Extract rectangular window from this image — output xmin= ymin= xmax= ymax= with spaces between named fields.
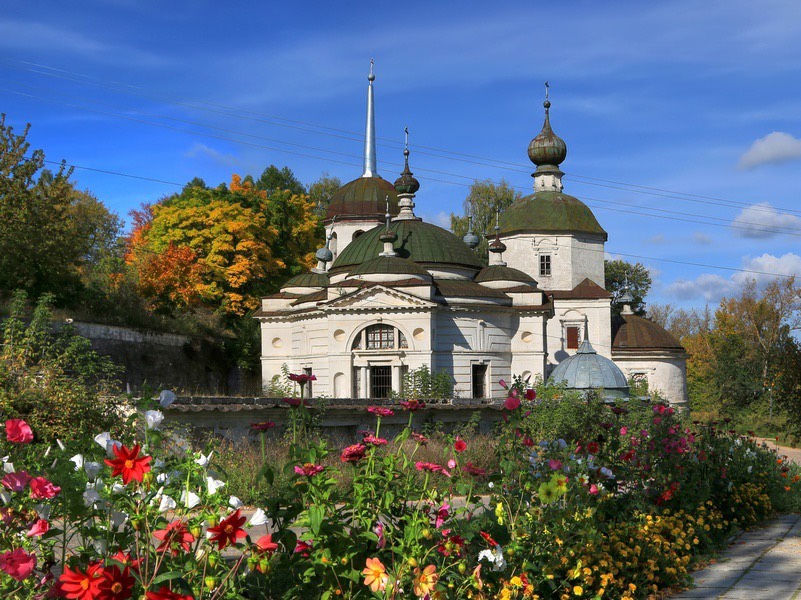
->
xmin=370 ymin=366 xmax=392 ymax=398
xmin=472 ymin=364 xmax=488 ymax=399
xmin=303 ymin=367 xmax=313 ymax=398
xmin=566 ymin=326 xmax=580 ymax=350
xmin=352 ymin=367 xmax=361 ymax=398
xmin=366 ymin=325 xmax=394 ymax=349
xmin=539 ymin=254 xmax=551 ymax=277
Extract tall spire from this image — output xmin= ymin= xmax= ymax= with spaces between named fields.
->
xmin=362 ymin=59 xmax=377 ymax=178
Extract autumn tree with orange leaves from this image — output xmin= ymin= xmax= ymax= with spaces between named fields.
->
xmin=127 ymin=173 xmax=322 ymax=317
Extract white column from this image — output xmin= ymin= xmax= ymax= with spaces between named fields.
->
xmin=391 ymin=366 xmax=401 ymax=395
xmin=360 ymin=366 xmax=369 ymax=399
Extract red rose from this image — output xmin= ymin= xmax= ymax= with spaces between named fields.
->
xmin=454 ymin=438 xmax=467 ymax=453
xmin=5 ymin=419 xmax=33 ymax=443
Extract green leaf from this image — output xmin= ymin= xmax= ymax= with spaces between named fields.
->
xmin=309 ymin=504 xmax=324 ymax=536
xmin=152 ymin=571 xmax=184 ymax=585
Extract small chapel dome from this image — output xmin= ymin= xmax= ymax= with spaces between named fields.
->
xmin=326 ymin=177 xmax=399 ymax=221
xmin=549 ymin=334 xmax=629 ymax=398
xmin=474 ymin=265 xmax=537 ymax=285
xmin=348 ymin=255 xmax=431 ymax=280
xmin=612 ymin=313 xmax=685 ymax=352
xmin=394 ymin=149 xmax=420 ymax=195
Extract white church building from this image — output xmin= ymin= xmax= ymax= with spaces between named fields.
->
xmin=256 ymin=70 xmax=688 ymax=406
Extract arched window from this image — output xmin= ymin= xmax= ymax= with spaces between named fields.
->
xmin=351 ymin=324 xmax=408 ymax=351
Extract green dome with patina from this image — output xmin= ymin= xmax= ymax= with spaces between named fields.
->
xmin=326 ymin=176 xmax=399 ymax=221
xmin=283 ymin=271 xmax=329 ymax=289
xmin=499 ymin=191 xmax=608 ymax=240
xmin=349 ymin=256 xmax=430 ymax=278
xmin=331 ymin=220 xmax=483 ymax=274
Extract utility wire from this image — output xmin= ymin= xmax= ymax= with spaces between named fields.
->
xmin=5 ymin=58 xmax=801 ymax=219
xmin=7 ymin=85 xmax=801 ymax=239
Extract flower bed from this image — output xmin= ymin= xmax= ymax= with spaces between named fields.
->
xmin=2 ymin=379 xmax=800 ymax=599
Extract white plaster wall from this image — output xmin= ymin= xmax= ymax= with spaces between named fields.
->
xmin=502 ymin=233 xmax=605 ymax=291
xmin=546 ymin=299 xmax=613 ymax=370
xmin=613 ymin=353 xmax=689 ymax=407
xmin=329 ymin=219 xmax=383 ymax=261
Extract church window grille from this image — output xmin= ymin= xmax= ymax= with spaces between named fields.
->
xmin=370 ymin=366 xmax=392 ymax=398
xmin=366 ymin=325 xmax=394 ymax=349
xmin=539 ymin=254 xmax=551 ymax=277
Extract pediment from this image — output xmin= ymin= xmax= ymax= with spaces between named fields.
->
xmin=323 ymin=284 xmax=436 ymax=310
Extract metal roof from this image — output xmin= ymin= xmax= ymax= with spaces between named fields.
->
xmin=549 ymin=339 xmax=629 ymax=396
xmin=283 ymin=272 xmax=329 ymax=289
xmin=612 ymin=314 xmax=685 ymax=351
xmin=331 ymin=219 xmax=483 ymax=272
xmin=499 ymin=191 xmax=608 ymax=240
xmin=349 ymin=256 xmax=430 ymax=277
xmin=326 ymin=176 xmax=398 ymax=220
xmin=474 ymin=265 xmax=537 ymax=284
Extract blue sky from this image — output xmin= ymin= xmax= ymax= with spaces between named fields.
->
xmin=2 ymin=0 xmax=800 ymax=309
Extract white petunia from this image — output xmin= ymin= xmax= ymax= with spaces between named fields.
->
xmin=92 ymin=539 xmax=108 ymax=555
xmin=84 ymin=462 xmax=102 ymax=481
xmin=83 ymin=488 xmax=102 ymax=508
xmin=93 ymin=433 xmax=121 ymax=457
xmin=158 ymin=495 xmax=177 ymax=513
xmin=112 ymin=483 xmax=124 ymax=494
xmin=229 ymin=496 xmax=244 ymax=509
xmin=57 ymin=439 xmax=66 ymax=451
xmin=3 ymin=461 xmax=15 ymax=474
xmin=156 ymin=472 xmax=170 ymax=485
xmin=248 ymin=508 xmax=268 ymax=527
xmin=195 ymin=452 xmax=213 ymax=468
xmin=145 ymin=410 xmax=164 ymax=430
xmin=1 ymin=491 xmax=10 ymax=505
xmin=206 ymin=476 xmax=225 ymax=496
xmin=110 ymin=511 xmax=129 ymax=528
xmin=181 ymin=490 xmax=201 ymax=509
xmin=159 ymin=390 xmax=176 ymax=408
xmin=70 ymin=454 xmax=84 ymax=471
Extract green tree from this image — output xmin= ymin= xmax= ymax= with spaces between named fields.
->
xmin=604 ymin=259 xmax=652 ymax=316
xmin=308 ymin=172 xmax=342 ymax=218
xmin=0 ymin=290 xmax=123 ymax=443
xmin=255 ymin=164 xmax=306 ymax=196
xmin=449 ymin=179 xmax=522 ymax=264
xmin=0 ymin=115 xmax=122 ymax=304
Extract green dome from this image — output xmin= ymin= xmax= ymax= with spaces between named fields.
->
xmin=499 ymin=191 xmax=607 ymax=240
xmin=283 ymin=272 xmax=328 ymax=289
xmin=326 ymin=176 xmax=398 ymax=220
xmin=331 ymin=220 xmax=483 ymax=273
xmin=474 ymin=265 xmax=536 ymax=284
xmin=349 ymin=256 xmax=430 ymax=277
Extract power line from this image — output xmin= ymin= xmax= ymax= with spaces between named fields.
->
xmin=5 ymin=58 xmax=801 ymax=220
xmin=7 ymin=84 xmax=801 ymax=239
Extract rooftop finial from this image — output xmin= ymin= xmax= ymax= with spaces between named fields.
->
xmin=394 ymin=128 xmax=420 ymax=218
xmin=576 ymin=315 xmax=596 ymax=354
xmin=385 ymin=196 xmax=391 ymax=229
xmin=488 ymin=205 xmax=507 ymax=265
xmin=312 ymin=223 xmax=335 ymax=273
xmin=379 ymin=194 xmax=398 ymax=256
xmin=362 ymin=59 xmax=377 ymax=177
xmin=619 ymin=274 xmax=635 ymax=313
xmin=463 ymin=202 xmax=480 ymax=248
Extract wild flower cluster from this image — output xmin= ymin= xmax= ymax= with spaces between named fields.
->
xmin=1 ymin=376 xmax=799 ymax=599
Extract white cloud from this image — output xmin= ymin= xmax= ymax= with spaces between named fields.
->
xmin=738 ymin=132 xmax=801 ymax=169
xmin=646 ymin=234 xmax=666 ymax=244
xmin=731 ymin=202 xmax=801 ymax=238
xmin=185 ymin=144 xmax=239 ymax=167
xmin=666 ymin=252 xmax=801 ymax=301
xmin=693 ymin=232 xmax=712 ymax=245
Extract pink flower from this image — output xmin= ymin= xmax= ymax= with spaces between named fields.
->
xmin=251 ymin=421 xmax=276 ymax=431
xmin=0 ymin=548 xmax=36 ymax=581
xmin=294 ymin=463 xmax=324 ymax=477
xmin=525 ymin=388 xmax=536 ymax=401
xmin=640 ymin=429 xmax=649 ymax=438
xmin=454 ymin=438 xmax=467 ymax=453
xmin=620 ymin=427 xmax=628 ymax=436
xmin=411 ymin=432 xmax=428 ymax=446
xmin=447 ymin=459 xmax=456 ymax=470
xmin=400 ymin=400 xmax=425 ymax=411
xmin=367 ymin=406 xmax=394 ymax=417
xmin=2 ymin=471 xmax=32 ymax=492
xmin=29 ymin=477 xmax=61 ymax=500
xmin=289 ymin=373 xmax=316 ymax=383
xmin=653 ymin=404 xmax=667 ymax=414
xmin=363 ymin=435 xmax=388 ymax=446
xmin=498 ymin=379 xmax=507 ymax=389
xmin=653 ymin=417 xmax=662 ymax=425
xmin=294 ymin=540 xmax=313 ymax=556
xmin=434 ymin=503 xmax=450 ymax=529
xmin=547 ymin=459 xmax=563 ymax=471
xmin=504 ymin=395 xmax=521 ymax=411
xmin=5 ymin=419 xmax=33 ymax=444
xmin=415 ymin=461 xmax=443 ymax=474
xmin=588 ymin=484 xmax=599 ymax=495
xmin=373 ymin=521 xmax=386 ymax=549
xmin=463 ymin=462 xmax=486 ymax=477
xmin=27 ymin=519 xmax=49 ymax=538
xmin=282 ymin=398 xmax=304 ymax=407
xmin=340 ymin=444 xmax=367 ymax=463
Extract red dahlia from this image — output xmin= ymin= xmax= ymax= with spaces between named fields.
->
xmin=59 ymin=562 xmax=105 ymax=600
xmin=153 ymin=521 xmax=195 ymax=556
xmin=104 ymin=444 xmax=151 ymax=485
xmin=207 ymin=509 xmax=247 ymax=550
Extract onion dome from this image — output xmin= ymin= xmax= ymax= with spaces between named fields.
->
xmin=528 ymin=85 xmax=567 ymax=167
xmin=315 ymin=245 xmax=333 ymax=264
xmin=394 ymin=148 xmax=420 ymax=194
xmin=488 ymin=237 xmax=507 ymax=254
xmin=331 ymin=219 xmax=483 ymax=275
xmin=549 ymin=325 xmax=629 ymax=398
xmin=463 ymin=210 xmax=480 ymax=249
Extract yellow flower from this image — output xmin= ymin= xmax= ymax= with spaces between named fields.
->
xmin=573 ymin=585 xmax=583 ymax=596
xmin=413 ymin=565 xmax=438 ymax=597
xmin=510 ymin=576 xmax=523 ymax=587
xmin=362 ymin=557 xmax=388 ymax=593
